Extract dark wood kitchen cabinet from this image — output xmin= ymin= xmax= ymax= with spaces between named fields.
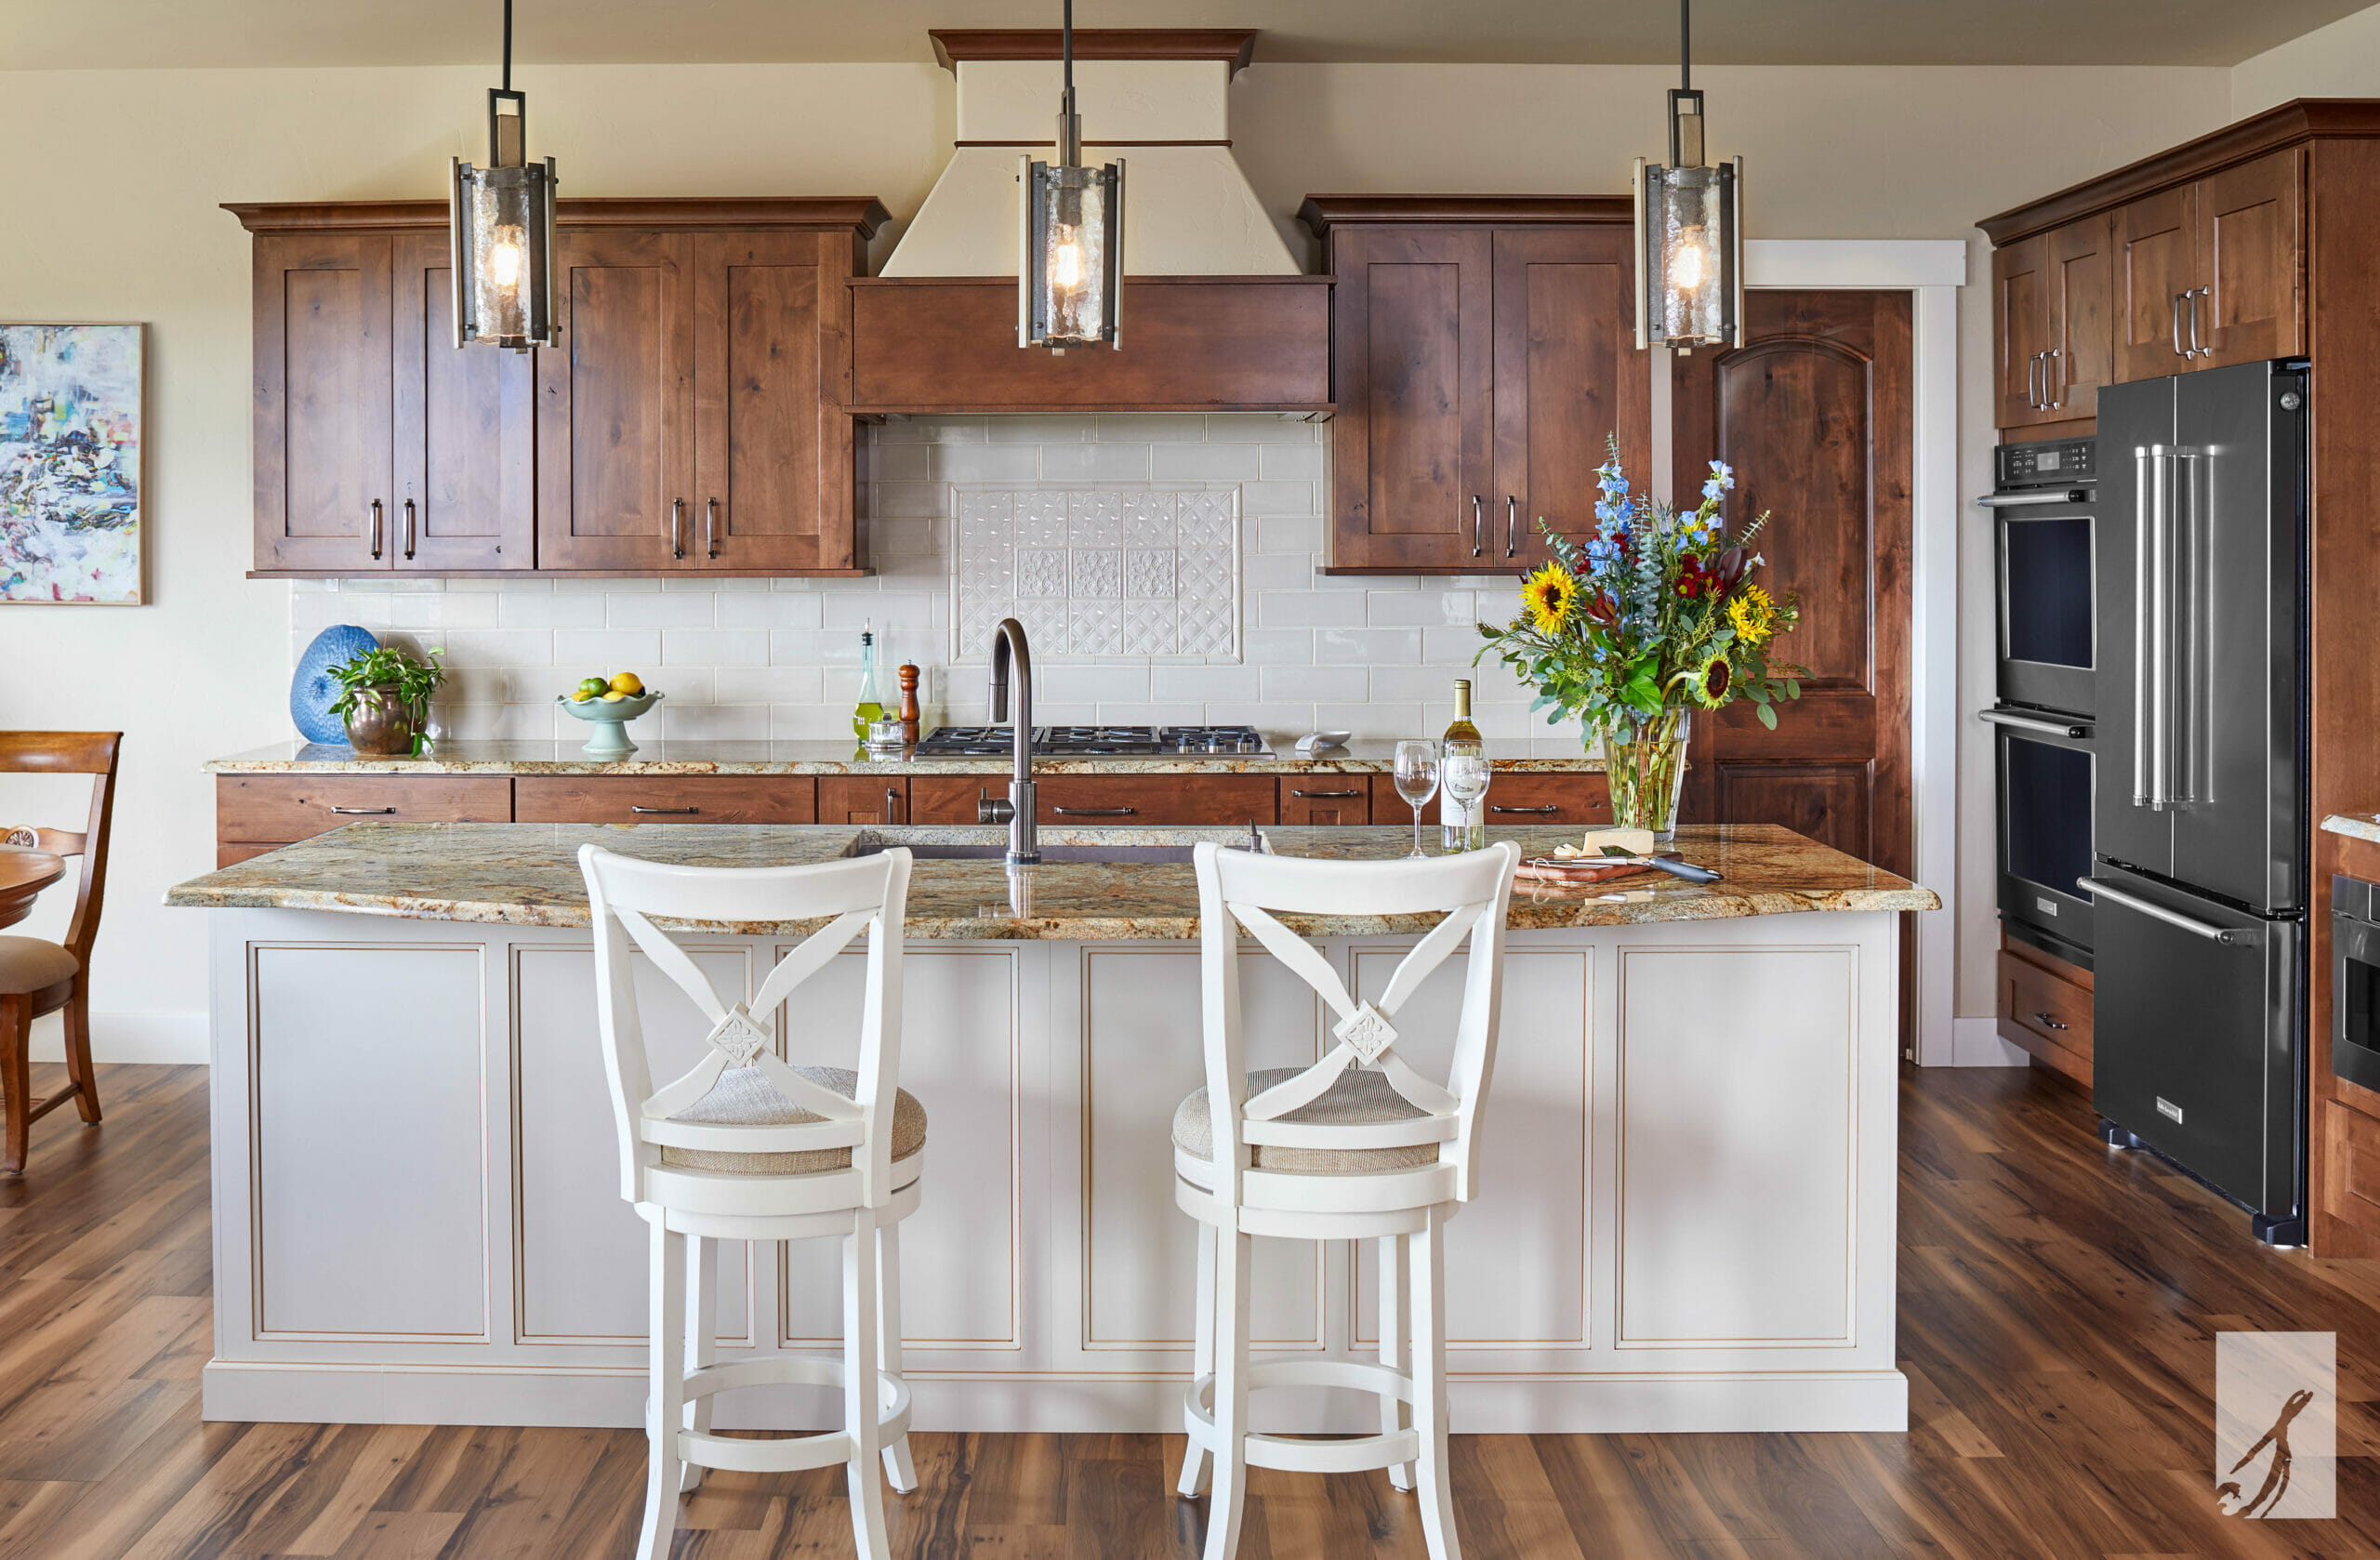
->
xmin=1299 ymin=197 xmax=1649 ymax=574
xmin=231 ymin=198 xmax=886 ymax=578
xmin=2111 ymin=152 xmax=2300 ymax=380
xmin=1992 ymin=215 xmax=2115 ymax=429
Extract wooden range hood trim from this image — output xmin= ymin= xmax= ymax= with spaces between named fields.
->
xmin=1298 ymin=194 xmax=1634 ymax=234
xmin=847 ymin=274 xmax=1332 ymax=416
xmin=929 ymin=29 xmax=1258 ymax=75
xmin=225 ymin=196 xmax=894 ymax=237
xmin=1977 ymin=98 xmax=2380 ymax=245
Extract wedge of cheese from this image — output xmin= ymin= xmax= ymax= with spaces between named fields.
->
xmin=1580 ymin=826 xmax=1658 ymax=858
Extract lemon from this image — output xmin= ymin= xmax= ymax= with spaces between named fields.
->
xmin=602 ymin=690 xmax=628 ymax=703
xmin=609 ymin=671 xmax=644 ymax=696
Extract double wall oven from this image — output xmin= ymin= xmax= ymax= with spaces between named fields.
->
xmin=1982 ymin=436 xmax=2097 ymax=965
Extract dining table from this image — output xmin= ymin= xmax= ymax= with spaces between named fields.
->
xmin=0 ymin=846 xmax=64 ymax=931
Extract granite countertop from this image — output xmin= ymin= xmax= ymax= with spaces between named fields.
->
xmin=2324 ymin=814 xmax=2380 ymax=845
xmin=205 ymin=738 xmax=1606 ymax=777
xmin=164 ymin=822 xmax=1937 ymax=938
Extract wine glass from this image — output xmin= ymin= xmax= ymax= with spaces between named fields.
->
xmin=1393 ymin=740 xmax=1442 ymax=859
xmin=1441 ymin=752 xmax=1490 ymax=851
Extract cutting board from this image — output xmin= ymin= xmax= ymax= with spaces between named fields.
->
xmin=1514 ymin=853 xmax=1681 ymax=888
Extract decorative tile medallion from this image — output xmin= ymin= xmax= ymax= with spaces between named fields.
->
xmin=953 ymin=486 xmax=1241 ymax=661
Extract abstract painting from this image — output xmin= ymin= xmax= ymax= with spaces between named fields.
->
xmin=0 ymin=324 xmax=142 ymax=604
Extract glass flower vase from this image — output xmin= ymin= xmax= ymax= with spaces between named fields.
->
xmin=1599 ymin=707 xmax=1692 ymax=843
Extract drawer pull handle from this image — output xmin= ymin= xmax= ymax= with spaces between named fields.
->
xmin=2032 ymin=1011 xmax=2069 ymax=1032
xmin=330 ymin=806 xmax=397 ymax=815
xmin=1054 ymin=806 xmax=1136 ymax=816
xmin=1491 ymin=803 xmax=1561 ymax=814
xmin=631 ymin=805 xmax=700 ymax=815
xmin=885 ymin=787 xmax=901 ymax=825
xmin=1290 ymin=788 xmax=1361 ymax=799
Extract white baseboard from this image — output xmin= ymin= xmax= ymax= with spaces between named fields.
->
xmin=30 ymin=1010 xmax=208 ymax=1065
xmin=1946 ymin=1015 xmax=2032 ymax=1068
xmin=202 ymin=1360 xmax=1909 ymax=1434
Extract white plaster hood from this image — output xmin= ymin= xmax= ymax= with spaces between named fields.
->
xmin=881 ymin=33 xmax=1298 ymax=278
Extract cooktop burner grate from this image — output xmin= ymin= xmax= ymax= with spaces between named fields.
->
xmin=910 ymin=724 xmax=1270 ymax=758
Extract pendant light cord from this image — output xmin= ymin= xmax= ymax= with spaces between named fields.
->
xmin=1679 ymin=0 xmax=1690 ymax=92
xmin=1063 ymin=0 xmax=1074 ymax=96
xmin=502 ymin=0 xmax=513 ymax=93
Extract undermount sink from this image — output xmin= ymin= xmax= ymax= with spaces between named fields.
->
xmin=854 ymin=841 xmax=1198 ymax=866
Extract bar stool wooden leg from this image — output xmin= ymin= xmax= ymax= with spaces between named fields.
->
xmin=845 ymin=1210 xmax=892 ymax=1560
xmin=1380 ymin=1232 xmax=1414 ymax=1491
xmin=636 ymin=1219 xmax=688 ymax=1560
xmin=680 ymin=1235 xmax=718 ymax=1495
xmin=1201 ymin=1227 xmax=1252 ymax=1560
xmin=61 ymin=983 xmax=100 ymax=1124
xmin=1176 ymin=1221 xmax=1217 ymax=1498
xmin=878 ymin=1221 xmax=918 ymax=1493
xmin=1409 ymin=1208 xmax=1459 ymax=1560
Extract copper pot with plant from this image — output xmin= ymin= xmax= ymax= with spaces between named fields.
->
xmin=326 ymin=645 xmax=446 ymax=757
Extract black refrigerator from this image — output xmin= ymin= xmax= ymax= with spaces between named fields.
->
xmin=2087 ymin=358 xmax=2308 ymax=1246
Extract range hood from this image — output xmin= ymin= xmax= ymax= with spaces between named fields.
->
xmin=851 ymin=30 xmax=1329 ymax=416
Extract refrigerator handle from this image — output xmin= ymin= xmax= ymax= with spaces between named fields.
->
xmin=2132 ymin=445 xmax=2156 ymax=807
xmin=2145 ymin=443 xmax=2181 ymax=811
xmin=2081 ymin=877 xmax=2253 ymax=945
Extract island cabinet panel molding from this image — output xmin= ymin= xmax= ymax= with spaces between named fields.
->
xmin=230 ymin=199 xmax=885 ymax=578
xmin=1302 ymin=196 xmax=1650 ymax=575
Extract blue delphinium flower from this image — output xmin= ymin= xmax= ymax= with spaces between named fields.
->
xmin=1700 ymin=460 xmax=1736 ymax=503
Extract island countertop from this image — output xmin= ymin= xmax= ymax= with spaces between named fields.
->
xmin=204 ymin=738 xmax=1606 ymax=777
xmin=164 ymin=821 xmax=1936 ymax=937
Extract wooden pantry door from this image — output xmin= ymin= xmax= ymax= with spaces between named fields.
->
xmin=1671 ymin=289 xmax=1913 ymax=887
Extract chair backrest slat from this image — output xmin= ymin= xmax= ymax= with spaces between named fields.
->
xmin=578 ymin=844 xmax=912 ymax=1206
xmin=1194 ymin=841 xmax=1518 ymax=1206
xmin=0 ymin=732 xmax=120 ymax=962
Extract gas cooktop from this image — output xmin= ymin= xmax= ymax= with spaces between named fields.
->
xmin=912 ymin=724 xmax=1271 ymax=758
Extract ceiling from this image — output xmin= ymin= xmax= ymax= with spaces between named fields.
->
xmin=3 ymin=0 xmax=2369 ymax=70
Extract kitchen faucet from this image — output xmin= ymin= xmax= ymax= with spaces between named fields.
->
xmin=977 ymin=617 xmax=1038 ymax=864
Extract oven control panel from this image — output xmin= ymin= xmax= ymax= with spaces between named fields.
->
xmin=1996 ymin=437 xmax=2096 ymax=488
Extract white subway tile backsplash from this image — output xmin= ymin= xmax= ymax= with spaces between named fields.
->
xmin=1258 ymin=590 xmax=1368 ymax=629
xmin=718 ymin=592 xmax=826 ymax=629
xmin=1263 ymin=665 xmax=1369 ymax=703
xmin=1150 ymin=444 xmax=1263 ymax=482
xmin=497 ymin=592 xmax=610 ymax=629
xmin=554 ymin=629 xmax=664 ymax=667
xmin=661 ymin=629 xmax=769 ymax=667
xmin=1315 ymin=627 xmax=1423 ymax=666
xmin=1038 ymin=443 xmax=1152 ymax=482
xmin=607 ymin=593 xmax=716 ymax=628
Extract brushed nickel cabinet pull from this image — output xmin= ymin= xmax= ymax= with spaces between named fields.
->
xmin=671 ymin=498 xmax=686 ymax=560
xmin=330 ymin=806 xmax=397 ymax=815
xmin=631 ymin=805 xmax=700 ymax=815
xmin=368 ymin=499 xmax=384 ymax=561
xmin=1290 ymin=788 xmax=1361 ymax=799
xmin=706 ymin=497 xmax=720 ymax=560
xmin=885 ymin=787 xmax=900 ymax=824
xmin=2171 ymin=292 xmax=2188 ymax=358
xmin=2186 ymin=285 xmax=2209 ymax=358
xmin=1054 ymin=805 xmax=1136 ymax=816
xmin=1492 ymin=803 xmax=1560 ymax=814
xmin=403 ymin=498 xmax=417 ymax=561
xmin=1505 ymin=496 xmax=1520 ymax=558
xmin=1471 ymin=495 xmax=1484 ymax=558
xmin=2033 ymin=1011 xmax=2069 ymax=1032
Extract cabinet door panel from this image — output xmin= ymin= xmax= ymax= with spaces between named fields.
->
xmin=255 ymin=233 xmax=393 ymax=572
xmin=2046 ymin=216 xmax=2116 ymax=420
xmin=393 ymin=231 xmax=534 ymax=570
xmin=819 ymin=776 xmax=907 ymax=825
xmin=1491 ymin=227 xmax=1647 ymax=569
xmin=536 ymin=230 xmax=695 ymax=570
xmin=694 ymin=232 xmax=860 ymax=572
xmin=1991 ymin=233 xmax=2052 ymax=430
xmin=1277 ymin=779 xmax=1369 ymax=826
xmin=2198 ymin=149 xmax=2302 ymax=367
xmin=1327 ymin=228 xmax=1495 ymax=571
xmin=2116 ymin=185 xmax=2200 ymax=383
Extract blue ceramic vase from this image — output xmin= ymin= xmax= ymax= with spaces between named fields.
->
xmin=291 ymin=625 xmax=381 ymax=745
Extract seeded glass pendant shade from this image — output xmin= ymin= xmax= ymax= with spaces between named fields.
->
xmin=1633 ymin=0 xmax=1741 ymax=352
xmin=1019 ymin=0 xmax=1124 ymax=350
xmin=449 ymin=0 xmax=557 ymax=351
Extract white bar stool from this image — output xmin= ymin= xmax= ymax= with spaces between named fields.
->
xmin=1171 ymin=839 xmax=1520 ymax=1560
xmin=579 ymin=843 xmax=923 ymax=1560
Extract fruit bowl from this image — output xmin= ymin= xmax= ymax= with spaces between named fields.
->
xmin=557 ymin=690 xmax=664 ymax=758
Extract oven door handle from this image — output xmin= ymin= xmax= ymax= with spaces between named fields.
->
xmin=2080 ymin=877 xmax=2251 ymax=945
xmin=1974 ymin=489 xmax=2093 ymax=508
xmin=1980 ymin=708 xmax=2091 ymax=739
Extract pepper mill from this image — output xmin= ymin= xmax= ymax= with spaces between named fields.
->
xmin=897 ymin=664 xmax=922 ymax=745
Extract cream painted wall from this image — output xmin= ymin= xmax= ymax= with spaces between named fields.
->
xmin=2234 ymin=1 xmax=2380 ymax=115
xmin=0 ymin=57 xmax=2233 ymax=1061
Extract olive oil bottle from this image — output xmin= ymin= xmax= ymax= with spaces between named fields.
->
xmin=852 ymin=621 xmax=888 ymax=743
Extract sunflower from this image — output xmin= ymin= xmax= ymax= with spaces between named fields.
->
xmin=1521 ymin=562 xmax=1577 ymax=635
xmin=1685 ymin=651 xmax=1733 ymax=708
xmin=1726 ymin=583 xmax=1777 ymax=645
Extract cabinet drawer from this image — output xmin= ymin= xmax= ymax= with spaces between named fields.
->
xmin=1278 ymin=779 xmax=1369 ymax=826
xmin=820 ymin=777 xmax=908 ymax=826
xmin=1997 ymin=944 xmax=2094 ymax=1083
xmin=218 ymin=775 xmax=513 ymax=844
xmin=513 ymin=776 xmax=816 ymax=825
xmin=910 ymin=773 xmax=1278 ymax=826
xmin=1370 ymin=771 xmax=1609 ymax=826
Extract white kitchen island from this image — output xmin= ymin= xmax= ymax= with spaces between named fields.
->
xmin=168 ymin=821 xmax=1934 ymax=1434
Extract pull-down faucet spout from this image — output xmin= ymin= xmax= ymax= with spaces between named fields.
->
xmin=977 ymin=617 xmax=1038 ymax=864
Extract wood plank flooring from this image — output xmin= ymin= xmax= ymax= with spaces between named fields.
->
xmin=1 ymin=1061 xmax=2376 ymax=1557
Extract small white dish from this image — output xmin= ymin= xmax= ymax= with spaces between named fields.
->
xmin=1295 ymin=731 xmax=1353 ymax=755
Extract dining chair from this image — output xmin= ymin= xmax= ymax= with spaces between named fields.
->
xmin=578 ymin=841 xmax=923 ymax=1560
xmin=1171 ymin=839 xmax=1520 ymax=1560
xmin=0 ymin=732 xmax=122 ymax=1175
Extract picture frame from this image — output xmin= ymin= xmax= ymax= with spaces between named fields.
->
xmin=0 ymin=322 xmax=145 ymax=604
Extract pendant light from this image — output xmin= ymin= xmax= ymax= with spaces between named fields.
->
xmin=1018 ymin=0 xmax=1125 ymax=351
xmin=1633 ymin=0 xmax=1741 ymax=353
xmin=449 ymin=0 xmax=558 ymax=351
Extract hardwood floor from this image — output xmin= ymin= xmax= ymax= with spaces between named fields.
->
xmin=2 ymin=1059 xmax=2376 ymax=1557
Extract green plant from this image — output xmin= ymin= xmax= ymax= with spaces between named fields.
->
xmin=325 ymin=644 xmax=446 ymax=718
xmin=1474 ymin=436 xmax=1804 ymax=734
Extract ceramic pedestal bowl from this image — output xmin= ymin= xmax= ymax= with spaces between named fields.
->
xmin=558 ymin=690 xmax=664 ymax=758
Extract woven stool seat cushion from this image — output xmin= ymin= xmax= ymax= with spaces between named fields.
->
xmin=0 ymin=937 xmax=77 ymax=997
xmin=659 ymin=1064 xmax=926 ymax=1175
xmin=1172 ymin=1065 xmax=1441 ymax=1174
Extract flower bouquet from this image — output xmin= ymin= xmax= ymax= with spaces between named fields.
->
xmin=1474 ymin=438 xmax=1803 ymax=840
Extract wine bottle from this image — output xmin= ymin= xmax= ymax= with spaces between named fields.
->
xmin=1441 ymin=680 xmax=1487 ymax=851
xmin=852 ymin=621 xmax=888 ymax=743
